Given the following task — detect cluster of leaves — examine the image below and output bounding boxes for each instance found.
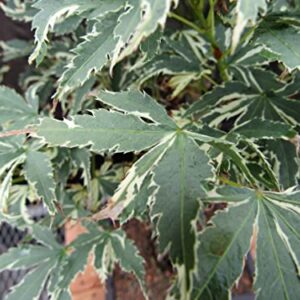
[1,0,300,299]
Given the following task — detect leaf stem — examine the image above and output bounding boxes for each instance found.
[218,176,243,188]
[207,0,216,47]
[202,73,218,86]
[217,58,229,82]
[168,12,205,34]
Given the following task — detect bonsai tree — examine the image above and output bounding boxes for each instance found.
[0,0,300,299]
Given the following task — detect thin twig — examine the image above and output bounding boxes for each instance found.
[0,128,35,138]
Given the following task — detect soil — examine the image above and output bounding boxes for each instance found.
[114,219,174,300]
[114,219,254,300]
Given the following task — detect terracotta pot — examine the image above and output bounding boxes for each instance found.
[65,221,106,300]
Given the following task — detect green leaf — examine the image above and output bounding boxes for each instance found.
[0,226,64,300]
[151,133,214,294]
[0,0,37,22]
[192,197,257,300]
[232,0,267,51]
[106,135,175,221]
[56,11,121,98]
[110,0,177,69]
[36,110,173,153]
[110,230,146,295]
[0,39,33,62]
[58,242,94,288]
[0,160,23,211]
[187,69,300,126]
[233,119,296,139]
[0,86,38,130]
[0,185,30,227]
[266,140,299,189]
[58,224,146,293]
[31,224,61,250]
[256,26,300,70]
[29,0,102,64]
[185,81,250,117]
[69,77,96,114]
[6,260,56,300]
[24,150,57,214]
[125,32,204,88]
[33,0,177,95]
[0,137,25,176]
[195,187,300,299]
[70,148,91,188]
[97,89,176,128]
[254,200,300,300]
[119,175,154,222]
[0,245,55,271]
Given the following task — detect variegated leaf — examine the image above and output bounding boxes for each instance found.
[110,0,178,70]
[29,0,103,64]
[119,175,154,222]
[109,229,146,294]
[99,135,175,222]
[266,140,299,189]
[232,0,268,51]
[0,159,24,212]
[0,39,33,62]
[0,0,37,22]
[36,110,173,153]
[58,223,146,294]
[124,32,205,88]
[0,86,38,130]
[53,0,177,97]
[151,133,214,295]
[0,223,144,299]
[192,187,300,299]
[0,225,66,300]
[192,195,257,300]
[187,69,300,127]
[233,119,296,139]
[24,150,57,214]
[5,260,56,300]
[56,11,122,98]
[0,185,30,227]
[185,81,250,117]
[256,26,300,71]
[97,89,176,128]
[0,136,26,176]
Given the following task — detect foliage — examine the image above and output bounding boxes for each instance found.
[1,0,300,299]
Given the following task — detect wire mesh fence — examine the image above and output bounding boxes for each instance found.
[0,204,64,300]
[0,222,27,300]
